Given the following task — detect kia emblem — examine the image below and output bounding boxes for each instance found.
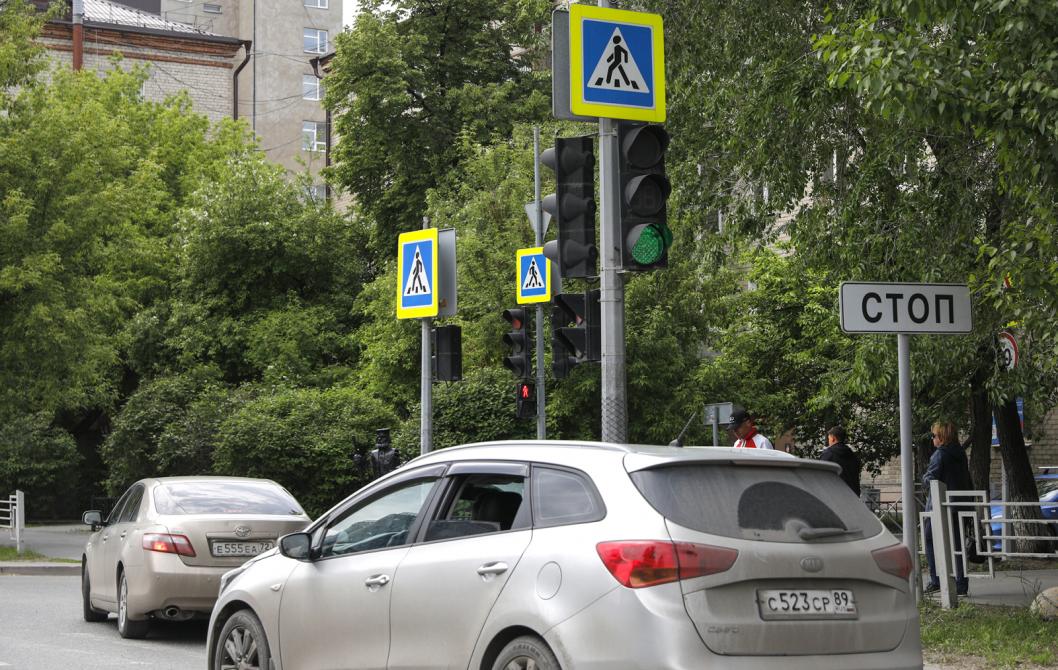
[800,556,823,573]
[234,525,252,538]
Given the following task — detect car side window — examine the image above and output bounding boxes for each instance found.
[319,478,439,559]
[532,466,605,528]
[106,488,134,525]
[425,474,528,542]
[119,485,145,523]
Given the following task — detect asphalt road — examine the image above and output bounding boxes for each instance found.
[0,524,91,561]
[0,575,205,669]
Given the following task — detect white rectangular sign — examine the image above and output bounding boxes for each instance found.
[839,282,972,334]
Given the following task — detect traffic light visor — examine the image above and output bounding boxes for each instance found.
[502,308,526,330]
[622,125,669,169]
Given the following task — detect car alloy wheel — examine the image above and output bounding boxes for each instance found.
[216,610,271,670]
[117,571,149,639]
[493,636,561,670]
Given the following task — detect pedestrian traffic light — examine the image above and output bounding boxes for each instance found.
[515,381,536,419]
[432,325,462,382]
[502,308,532,378]
[542,135,597,278]
[617,122,672,270]
[552,290,601,369]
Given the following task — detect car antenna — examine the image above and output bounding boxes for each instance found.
[668,410,698,448]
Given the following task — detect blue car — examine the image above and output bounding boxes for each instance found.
[988,473,1058,551]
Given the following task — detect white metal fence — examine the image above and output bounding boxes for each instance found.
[921,479,1058,608]
[0,490,25,554]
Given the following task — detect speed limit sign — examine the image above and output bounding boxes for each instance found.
[998,331,1018,371]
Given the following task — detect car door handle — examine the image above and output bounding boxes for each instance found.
[476,562,509,577]
[364,574,391,588]
[120,531,127,540]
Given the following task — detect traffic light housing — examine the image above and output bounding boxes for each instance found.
[552,290,601,372]
[618,122,672,270]
[502,308,532,378]
[432,325,461,382]
[542,135,597,278]
[515,381,536,419]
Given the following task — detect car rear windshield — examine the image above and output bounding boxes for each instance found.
[630,464,883,543]
[154,481,303,516]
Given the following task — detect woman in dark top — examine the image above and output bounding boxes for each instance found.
[923,420,972,595]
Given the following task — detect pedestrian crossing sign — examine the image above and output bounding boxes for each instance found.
[397,228,438,319]
[516,247,551,305]
[569,4,665,122]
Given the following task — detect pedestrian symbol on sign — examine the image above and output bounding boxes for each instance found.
[522,258,544,290]
[403,246,431,296]
[588,28,649,93]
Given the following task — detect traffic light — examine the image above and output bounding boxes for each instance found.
[552,290,601,372]
[432,325,461,382]
[515,381,536,419]
[542,135,597,278]
[501,308,532,378]
[617,122,672,270]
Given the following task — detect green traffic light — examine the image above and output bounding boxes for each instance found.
[631,223,672,265]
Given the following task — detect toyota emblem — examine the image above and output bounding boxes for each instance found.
[234,525,252,538]
[800,556,824,573]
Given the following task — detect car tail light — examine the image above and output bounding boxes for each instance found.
[596,540,738,588]
[142,533,196,557]
[871,543,912,579]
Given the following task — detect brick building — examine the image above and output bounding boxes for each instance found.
[37,0,246,124]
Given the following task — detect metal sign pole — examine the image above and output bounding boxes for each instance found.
[533,127,547,439]
[598,118,627,444]
[420,216,433,455]
[897,333,920,601]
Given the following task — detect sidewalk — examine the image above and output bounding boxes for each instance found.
[926,568,1058,607]
[0,523,88,575]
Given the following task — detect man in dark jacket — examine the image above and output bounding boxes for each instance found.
[923,421,972,596]
[819,426,861,496]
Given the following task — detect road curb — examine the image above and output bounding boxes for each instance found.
[0,562,79,576]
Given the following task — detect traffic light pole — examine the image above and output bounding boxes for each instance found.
[598,116,628,443]
[533,127,546,439]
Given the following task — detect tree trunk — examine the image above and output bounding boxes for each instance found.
[993,399,1052,553]
[968,373,992,492]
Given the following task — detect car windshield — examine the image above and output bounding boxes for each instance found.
[154,481,303,515]
[630,463,884,543]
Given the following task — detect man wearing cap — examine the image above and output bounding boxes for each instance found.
[728,408,774,449]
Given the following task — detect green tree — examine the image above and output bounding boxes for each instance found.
[325,0,551,258]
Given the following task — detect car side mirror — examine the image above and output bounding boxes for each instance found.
[82,510,103,531]
[279,532,314,561]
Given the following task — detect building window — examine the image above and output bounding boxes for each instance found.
[306,184,328,202]
[302,121,326,152]
[203,3,222,12]
[305,0,328,7]
[303,28,328,54]
[303,74,323,101]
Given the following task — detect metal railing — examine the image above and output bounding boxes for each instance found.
[921,480,1057,608]
[0,490,25,554]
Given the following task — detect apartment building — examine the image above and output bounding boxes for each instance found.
[120,0,342,191]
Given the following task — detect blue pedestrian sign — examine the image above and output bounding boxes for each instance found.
[516,247,551,305]
[396,229,438,319]
[569,4,665,122]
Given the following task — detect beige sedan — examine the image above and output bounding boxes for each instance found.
[81,476,310,638]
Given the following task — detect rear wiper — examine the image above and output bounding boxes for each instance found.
[798,527,862,540]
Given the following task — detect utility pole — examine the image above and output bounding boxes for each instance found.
[72,0,84,71]
[420,216,433,454]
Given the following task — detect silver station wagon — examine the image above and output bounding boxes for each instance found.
[207,441,922,670]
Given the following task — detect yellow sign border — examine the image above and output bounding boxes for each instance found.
[516,247,551,305]
[569,4,665,122]
[396,228,439,319]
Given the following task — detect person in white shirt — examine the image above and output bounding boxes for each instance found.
[727,408,774,449]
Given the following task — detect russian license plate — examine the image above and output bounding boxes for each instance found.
[211,540,274,557]
[757,589,857,620]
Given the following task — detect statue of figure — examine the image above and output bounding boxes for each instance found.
[368,428,400,478]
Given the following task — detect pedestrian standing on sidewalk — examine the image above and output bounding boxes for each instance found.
[923,420,972,596]
[819,425,861,496]
[727,408,774,449]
